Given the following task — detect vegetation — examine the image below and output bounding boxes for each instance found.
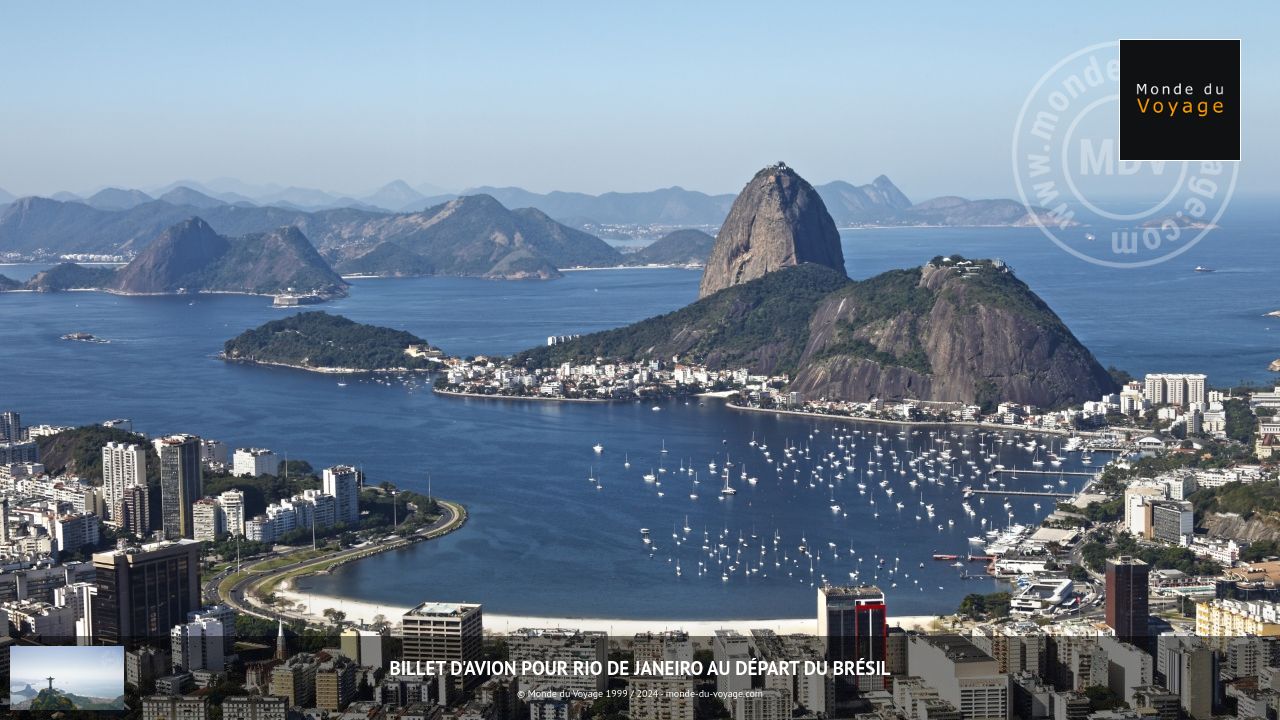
[1191,481,1280,521]
[513,263,852,373]
[811,268,934,374]
[223,311,438,371]
[626,229,716,266]
[956,592,1011,620]
[35,425,159,483]
[1225,398,1259,445]
[1241,539,1280,562]
[1084,686,1126,712]
[1080,532,1221,575]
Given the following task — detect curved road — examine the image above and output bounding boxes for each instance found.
[213,499,466,623]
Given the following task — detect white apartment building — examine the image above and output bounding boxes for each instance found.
[218,489,245,537]
[322,465,360,525]
[232,448,277,477]
[102,441,146,525]
[1143,373,1207,408]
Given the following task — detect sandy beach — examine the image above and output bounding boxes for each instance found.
[276,587,942,635]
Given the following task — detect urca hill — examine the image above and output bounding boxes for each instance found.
[517,163,1117,409]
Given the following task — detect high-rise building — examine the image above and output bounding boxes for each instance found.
[713,629,753,696]
[340,626,388,669]
[156,435,202,539]
[315,654,358,711]
[218,490,246,537]
[192,498,223,542]
[401,601,482,690]
[270,653,320,708]
[1143,373,1208,408]
[0,410,21,442]
[1151,501,1194,545]
[907,634,1009,720]
[172,617,225,672]
[102,441,146,525]
[322,465,360,526]
[120,485,152,537]
[817,584,887,692]
[91,540,202,643]
[1106,557,1150,642]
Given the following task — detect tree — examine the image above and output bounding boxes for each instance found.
[322,607,347,627]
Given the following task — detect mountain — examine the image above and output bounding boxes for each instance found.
[457,186,736,226]
[0,187,15,204]
[626,229,716,266]
[159,186,228,209]
[0,193,621,276]
[813,176,1060,227]
[813,176,912,222]
[0,273,22,291]
[24,262,118,291]
[84,187,154,211]
[256,185,342,209]
[362,180,427,211]
[514,165,1114,409]
[319,194,622,279]
[335,241,436,277]
[699,162,845,298]
[112,218,347,295]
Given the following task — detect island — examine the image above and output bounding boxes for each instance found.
[221,311,443,373]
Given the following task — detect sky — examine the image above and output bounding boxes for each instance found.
[9,645,124,697]
[1,1,1276,199]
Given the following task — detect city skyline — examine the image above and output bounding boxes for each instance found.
[1,1,1277,199]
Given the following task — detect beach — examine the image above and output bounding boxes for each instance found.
[277,587,942,635]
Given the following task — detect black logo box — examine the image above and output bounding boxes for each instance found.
[1119,39,1240,161]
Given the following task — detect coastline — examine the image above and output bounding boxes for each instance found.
[725,401,1091,438]
[433,386,616,403]
[220,353,436,375]
[274,588,942,635]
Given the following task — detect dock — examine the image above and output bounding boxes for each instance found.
[993,468,1098,477]
[966,489,1075,499]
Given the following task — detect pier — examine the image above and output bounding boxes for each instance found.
[993,468,1098,477]
[966,488,1075,499]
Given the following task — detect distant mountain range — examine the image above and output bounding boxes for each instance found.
[10,217,348,296]
[0,174,1056,237]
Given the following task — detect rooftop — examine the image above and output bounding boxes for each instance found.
[404,601,481,618]
[915,634,995,664]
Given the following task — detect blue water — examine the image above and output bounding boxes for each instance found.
[1,204,1276,619]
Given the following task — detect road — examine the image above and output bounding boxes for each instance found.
[210,499,466,623]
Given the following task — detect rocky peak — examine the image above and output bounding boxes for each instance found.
[698,163,845,298]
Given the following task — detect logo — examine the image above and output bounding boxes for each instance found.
[1012,41,1238,268]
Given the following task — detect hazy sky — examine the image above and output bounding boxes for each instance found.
[10,646,124,697]
[1,2,1275,199]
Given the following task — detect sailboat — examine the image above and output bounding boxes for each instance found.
[624,454,630,469]
[720,469,737,496]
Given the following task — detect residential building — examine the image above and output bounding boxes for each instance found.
[270,652,320,708]
[192,498,223,542]
[218,489,246,537]
[172,616,226,672]
[141,695,209,720]
[323,465,360,525]
[507,628,609,694]
[233,447,278,478]
[907,634,1009,720]
[629,676,695,720]
[102,441,146,525]
[316,654,359,711]
[221,695,288,720]
[1151,501,1194,545]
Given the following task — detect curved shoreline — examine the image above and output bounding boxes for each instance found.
[432,386,615,403]
[725,401,1094,437]
[223,499,468,622]
[219,353,436,375]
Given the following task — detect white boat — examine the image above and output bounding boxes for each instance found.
[593,443,603,454]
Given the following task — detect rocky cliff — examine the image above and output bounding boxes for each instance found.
[698,163,845,298]
[789,258,1117,408]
